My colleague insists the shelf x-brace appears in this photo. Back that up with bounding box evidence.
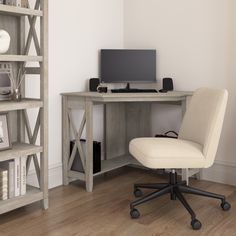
[22,0,41,74]
[23,109,41,185]
[24,0,41,57]
[67,109,86,172]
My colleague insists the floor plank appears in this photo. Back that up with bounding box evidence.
[0,167,235,236]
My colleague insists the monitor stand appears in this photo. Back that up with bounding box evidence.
[126,83,131,90]
[112,83,137,92]
[110,83,158,93]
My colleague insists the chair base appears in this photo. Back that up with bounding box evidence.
[130,171,231,230]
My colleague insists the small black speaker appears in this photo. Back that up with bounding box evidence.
[89,78,100,92]
[162,78,174,91]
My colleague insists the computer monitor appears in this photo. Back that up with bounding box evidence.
[100,49,156,84]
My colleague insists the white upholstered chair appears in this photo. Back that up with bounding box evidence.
[129,88,230,230]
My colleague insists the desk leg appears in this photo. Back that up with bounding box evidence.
[62,96,69,185]
[181,99,189,185]
[85,100,93,192]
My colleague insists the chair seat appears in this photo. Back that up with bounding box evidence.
[129,138,205,169]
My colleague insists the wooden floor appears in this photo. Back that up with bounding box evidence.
[0,167,236,236]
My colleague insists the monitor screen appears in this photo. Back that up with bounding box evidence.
[101,49,156,83]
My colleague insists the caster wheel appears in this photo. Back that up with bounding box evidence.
[130,208,140,219]
[191,219,202,230]
[134,188,143,198]
[221,201,231,211]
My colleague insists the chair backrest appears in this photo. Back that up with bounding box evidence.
[179,88,228,168]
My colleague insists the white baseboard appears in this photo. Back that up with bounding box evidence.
[26,159,236,189]
[27,163,62,189]
[201,160,236,186]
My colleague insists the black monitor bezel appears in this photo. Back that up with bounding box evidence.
[100,49,157,83]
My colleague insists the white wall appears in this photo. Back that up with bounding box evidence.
[27,0,124,188]
[48,0,124,187]
[124,0,236,185]
[27,0,236,188]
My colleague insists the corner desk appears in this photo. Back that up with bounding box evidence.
[61,91,200,192]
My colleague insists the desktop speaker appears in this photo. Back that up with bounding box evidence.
[162,78,174,91]
[89,78,100,92]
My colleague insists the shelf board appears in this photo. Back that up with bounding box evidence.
[0,143,43,162]
[0,55,43,62]
[0,185,43,214]
[0,98,43,112]
[93,154,133,176]
[68,155,134,181]
[0,4,42,17]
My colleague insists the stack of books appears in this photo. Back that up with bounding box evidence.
[0,157,26,201]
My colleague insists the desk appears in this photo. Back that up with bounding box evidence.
[61,91,199,192]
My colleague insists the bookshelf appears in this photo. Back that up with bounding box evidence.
[0,0,48,214]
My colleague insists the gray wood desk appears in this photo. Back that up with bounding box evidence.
[61,91,199,192]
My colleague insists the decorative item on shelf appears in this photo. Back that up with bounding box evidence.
[12,88,21,101]
[0,30,11,54]
[0,113,11,151]
[21,0,28,8]
[8,65,26,102]
[0,63,12,101]
[5,0,21,7]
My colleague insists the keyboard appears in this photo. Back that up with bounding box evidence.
[111,88,158,93]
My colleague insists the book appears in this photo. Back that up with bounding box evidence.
[20,157,26,195]
[0,160,15,199]
[0,168,8,200]
[14,157,20,197]
[8,161,14,198]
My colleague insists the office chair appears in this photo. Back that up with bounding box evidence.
[129,88,230,230]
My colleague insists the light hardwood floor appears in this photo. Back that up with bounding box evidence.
[0,167,236,236]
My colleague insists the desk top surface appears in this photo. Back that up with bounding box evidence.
[61,91,192,98]
[61,91,193,102]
